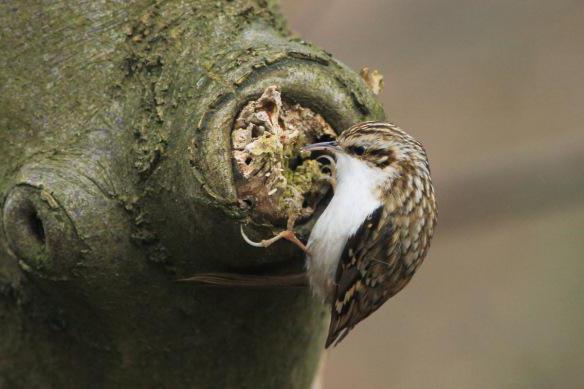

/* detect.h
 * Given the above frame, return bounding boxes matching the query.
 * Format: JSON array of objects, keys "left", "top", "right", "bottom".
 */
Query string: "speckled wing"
[{"left": 325, "top": 206, "right": 415, "bottom": 348}]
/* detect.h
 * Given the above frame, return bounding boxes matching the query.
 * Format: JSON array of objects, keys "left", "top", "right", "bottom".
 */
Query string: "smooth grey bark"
[{"left": 0, "top": 1, "right": 384, "bottom": 388}]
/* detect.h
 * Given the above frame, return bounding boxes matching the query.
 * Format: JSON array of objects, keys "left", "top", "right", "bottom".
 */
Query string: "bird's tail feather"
[{"left": 178, "top": 272, "right": 309, "bottom": 288}]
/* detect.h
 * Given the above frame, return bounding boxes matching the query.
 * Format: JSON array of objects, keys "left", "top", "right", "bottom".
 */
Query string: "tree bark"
[{"left": 0, "top": 1, "right": 384, "bottom": 388}]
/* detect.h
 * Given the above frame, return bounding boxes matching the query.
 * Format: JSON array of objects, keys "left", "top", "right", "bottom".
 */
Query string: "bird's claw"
[
  {"left": 240, "top": 224, "right": 266, "bottom": 248},
  {"left": 240, "top": 225, "right": 307, "bottom": 252},
  {"left": 316, "top": 155, "right": 337, "bottom": 191}
]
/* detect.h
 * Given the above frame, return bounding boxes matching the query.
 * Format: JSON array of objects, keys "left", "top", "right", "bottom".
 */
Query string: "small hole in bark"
[
  {"left": 263, "top": 101, "right": 276, "bottom": 114},
  {"left": 245, "top": 157, "right": 252, "bottom": 165},
  {"left": 288, "top": 155, "right": 304, "bottom": 171},
  {"left": 28, "top": 209, "right": 46, "bottom": 245},
  {"left": 319, "top": 135, "right": 335, "bottom": 143},
  {"left": 3, "top": 188, "right": 54, "bottom": 265},
  {"left": 251, "top": 126, "right": 264, "bottom": 138}
]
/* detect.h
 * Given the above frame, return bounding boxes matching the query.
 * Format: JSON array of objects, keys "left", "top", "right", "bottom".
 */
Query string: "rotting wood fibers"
[{"left": 232, "top": 86, "right": 336, "bottom": 226}]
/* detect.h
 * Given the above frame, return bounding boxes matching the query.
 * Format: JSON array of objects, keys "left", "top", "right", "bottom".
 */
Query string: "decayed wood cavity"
[{"left": 232, "top": 86, "right": 336, "bottom": 226}]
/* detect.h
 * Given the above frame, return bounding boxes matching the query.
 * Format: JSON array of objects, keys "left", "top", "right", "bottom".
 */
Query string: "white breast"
[{"left": 306, "top": 154, "right": 390, "bottom": 299}]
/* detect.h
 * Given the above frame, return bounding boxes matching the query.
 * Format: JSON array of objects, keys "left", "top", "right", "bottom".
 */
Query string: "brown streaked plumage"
[{"left": 303, "top": 121, "right": 437, "bottom": 347}]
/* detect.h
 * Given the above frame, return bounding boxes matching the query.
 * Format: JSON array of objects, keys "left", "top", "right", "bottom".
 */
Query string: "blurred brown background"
[{"left": 281, "top": 1, "right": 584, "bottom": 388}]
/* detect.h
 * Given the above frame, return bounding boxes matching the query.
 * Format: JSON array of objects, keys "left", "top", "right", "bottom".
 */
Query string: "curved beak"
[{"left": 301, "top": 141, "right": 342, "bottom": 153}]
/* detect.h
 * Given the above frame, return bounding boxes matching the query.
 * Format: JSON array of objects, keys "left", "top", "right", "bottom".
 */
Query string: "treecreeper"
[{"left": 0, "top": 1, "right": 437, "bottom": 388}]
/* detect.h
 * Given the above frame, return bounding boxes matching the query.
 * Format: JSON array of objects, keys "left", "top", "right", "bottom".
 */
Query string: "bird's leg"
[
  {"left": 240, "top": 223, "right": 307, "bottom": 253},
  {"left": 317, "top": 154, "right": 336, "bottom": 191},
  {"left": 182, "top": 219, "right": 308, "bottom": 288},
  {"left": 239, "top": 153, "right": 337, "bottom": 253}
]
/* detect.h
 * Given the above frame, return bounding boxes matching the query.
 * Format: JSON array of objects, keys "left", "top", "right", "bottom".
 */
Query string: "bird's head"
[{"left": 303, "top": 121, "right": 431, "bottom": 185}]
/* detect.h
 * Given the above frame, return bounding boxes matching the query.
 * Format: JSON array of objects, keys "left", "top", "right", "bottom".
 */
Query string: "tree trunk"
[{"left": 0, "top": 1, "right": 384, "bottom": 388}]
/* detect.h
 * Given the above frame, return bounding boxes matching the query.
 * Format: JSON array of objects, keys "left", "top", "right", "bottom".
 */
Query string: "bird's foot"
[{"left": 240, "top": 225, "right": 307, "bottom": 252}]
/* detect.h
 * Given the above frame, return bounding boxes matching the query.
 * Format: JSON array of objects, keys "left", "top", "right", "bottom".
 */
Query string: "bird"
[
  {"left": 183, "top": 121, "right": 437, "bottom": 348},
  {"left": 301, "top": 121, "right": 437, "bottom": 347}
]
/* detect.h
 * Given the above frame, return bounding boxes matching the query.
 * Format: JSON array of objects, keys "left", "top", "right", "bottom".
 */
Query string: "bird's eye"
[{"left": 351, "top": 146, "right": 366, "bottom": 155}]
